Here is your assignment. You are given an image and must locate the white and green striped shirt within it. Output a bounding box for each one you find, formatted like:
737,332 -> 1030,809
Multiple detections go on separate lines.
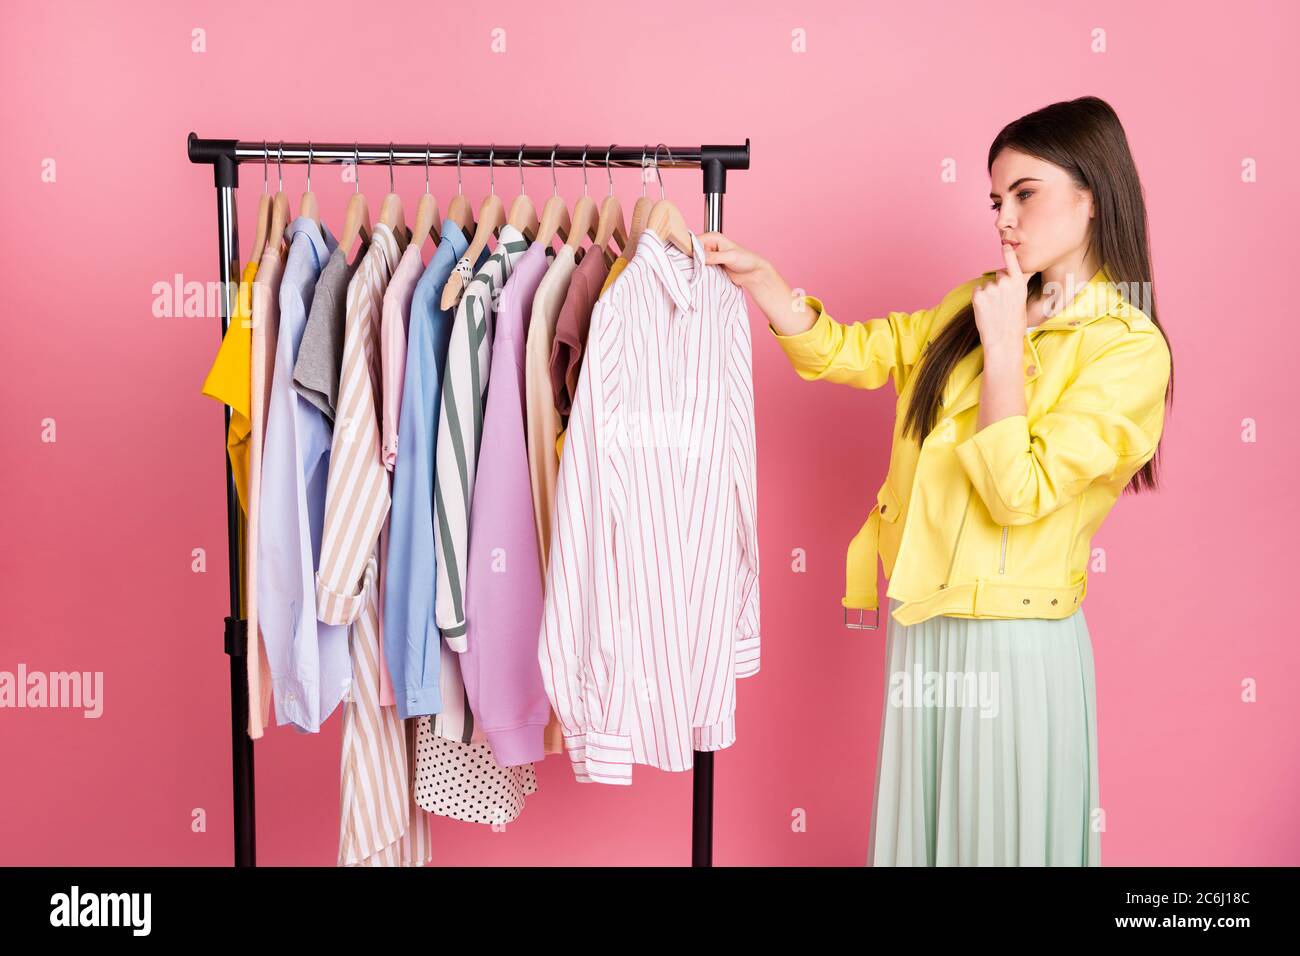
433,223 -> 531,652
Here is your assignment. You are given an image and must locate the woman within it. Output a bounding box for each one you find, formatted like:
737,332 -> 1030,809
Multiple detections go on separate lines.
700,96 -> 1173,866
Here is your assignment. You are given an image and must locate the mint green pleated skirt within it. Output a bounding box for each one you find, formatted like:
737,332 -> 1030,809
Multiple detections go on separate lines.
867,596 -> 1102,866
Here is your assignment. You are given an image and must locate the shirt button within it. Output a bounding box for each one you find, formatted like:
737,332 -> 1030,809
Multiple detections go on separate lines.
1026,364 -> 1037,376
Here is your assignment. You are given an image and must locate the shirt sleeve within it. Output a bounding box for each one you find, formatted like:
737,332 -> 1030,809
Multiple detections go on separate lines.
380,291 -> 406,471
727,287 -> 761,678
462,331 -> 549,766
538,297 -> 623,784
769,294 -> 942,394
257,294 -> 319,732
316,267 -> 390,625
953,328 -> 1171,527
432,290 -> 477,651
382,318 -> 441,719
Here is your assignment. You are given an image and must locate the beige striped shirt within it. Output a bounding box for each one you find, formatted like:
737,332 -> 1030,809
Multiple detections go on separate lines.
317,222 -> 431,866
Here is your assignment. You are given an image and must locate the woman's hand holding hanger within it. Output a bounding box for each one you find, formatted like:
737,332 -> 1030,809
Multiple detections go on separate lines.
699,231 -> 816,337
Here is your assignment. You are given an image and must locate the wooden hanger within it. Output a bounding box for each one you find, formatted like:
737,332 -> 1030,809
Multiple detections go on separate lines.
563,147 -> 600,261
533,145 -> 572,249
408,145 -> 442,253
444,144 -> 476,246
624,147 -> 654,257
336,144 -> 373,265
591,145 -> 629,264
441,146 -> 507,310
267,142 -> 291,258
505,145 -> 540,242
377,144 -> 410,248
645,145 -> 693,256
249,143 -> 272,264
298,141 -> 321,228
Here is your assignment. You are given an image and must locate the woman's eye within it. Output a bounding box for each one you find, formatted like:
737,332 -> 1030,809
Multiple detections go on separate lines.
991,190 -> 1034,211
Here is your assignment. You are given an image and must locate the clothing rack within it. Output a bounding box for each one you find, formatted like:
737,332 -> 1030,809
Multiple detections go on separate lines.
186,133 -> 752,868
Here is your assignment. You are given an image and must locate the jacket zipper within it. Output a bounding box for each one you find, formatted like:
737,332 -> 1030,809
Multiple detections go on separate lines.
999,526 -> 1009,574
943,488 -> 972,588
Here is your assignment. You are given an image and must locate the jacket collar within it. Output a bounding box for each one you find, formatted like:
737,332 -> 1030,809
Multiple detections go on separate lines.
1031,263 -> 1142,332
939,264 -> 1143,419
636,226 -> 706,313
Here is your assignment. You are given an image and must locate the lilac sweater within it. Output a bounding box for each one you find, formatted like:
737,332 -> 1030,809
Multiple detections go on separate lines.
460,240 -> 555,765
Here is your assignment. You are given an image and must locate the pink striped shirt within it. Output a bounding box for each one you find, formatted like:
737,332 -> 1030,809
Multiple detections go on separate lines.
538,227 -> 761,786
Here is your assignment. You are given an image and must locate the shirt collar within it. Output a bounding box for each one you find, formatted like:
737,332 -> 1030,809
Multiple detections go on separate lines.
636,225 -> 706,313
286,216 -> 336,271
439,217 -> 468,261
497,222 -> 527,250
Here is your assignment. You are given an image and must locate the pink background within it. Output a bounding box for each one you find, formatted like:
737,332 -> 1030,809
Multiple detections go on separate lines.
2,0 -> 1297,866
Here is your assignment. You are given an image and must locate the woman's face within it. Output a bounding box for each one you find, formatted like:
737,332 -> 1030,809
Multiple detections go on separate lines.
988,147 -> 1094,276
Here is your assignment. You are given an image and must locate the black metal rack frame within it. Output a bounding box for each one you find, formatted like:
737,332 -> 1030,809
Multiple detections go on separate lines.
186,133 -> 752,868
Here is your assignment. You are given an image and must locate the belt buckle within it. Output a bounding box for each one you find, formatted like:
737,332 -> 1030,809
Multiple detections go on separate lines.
844,606 -> 881,630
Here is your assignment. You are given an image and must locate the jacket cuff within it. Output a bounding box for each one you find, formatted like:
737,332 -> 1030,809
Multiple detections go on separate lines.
735,633 -> 761,678
486,723 -> 547,767
953,414 -> 1033,526
767,296 -> 832,369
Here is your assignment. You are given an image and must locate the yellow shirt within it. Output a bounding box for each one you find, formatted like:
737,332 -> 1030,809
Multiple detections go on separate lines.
201,258 -> 259,513
770,264 -> 1170,628
556,255 -> 628,461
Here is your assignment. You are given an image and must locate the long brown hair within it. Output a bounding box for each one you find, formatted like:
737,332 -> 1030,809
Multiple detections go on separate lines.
902,95 -> 1173,494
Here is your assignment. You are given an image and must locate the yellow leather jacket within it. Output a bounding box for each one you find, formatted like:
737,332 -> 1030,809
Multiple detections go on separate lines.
770,265 -> 1171,628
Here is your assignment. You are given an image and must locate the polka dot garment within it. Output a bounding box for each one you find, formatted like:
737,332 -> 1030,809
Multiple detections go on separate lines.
414,720 -> 537,826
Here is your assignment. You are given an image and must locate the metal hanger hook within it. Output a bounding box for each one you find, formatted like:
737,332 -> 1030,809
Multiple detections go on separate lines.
388,143 -> 395,194
640,146 -> 647,197
306,142 -> 313,193
581,146 -> 589,197
550,145 -> 559,198
425,145 -> 431,194
518,144 -> 526,194
488,145 -> 495,195
277,141 -> 284,193
652,143 -> 673,200
456,145 -> 464,195
605,145 -> 616,196
354,144 -> 360,195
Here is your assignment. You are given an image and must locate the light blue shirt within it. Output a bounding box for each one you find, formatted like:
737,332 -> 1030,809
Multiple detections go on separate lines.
258,216 -> 349,733
383,219 -> 485,719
